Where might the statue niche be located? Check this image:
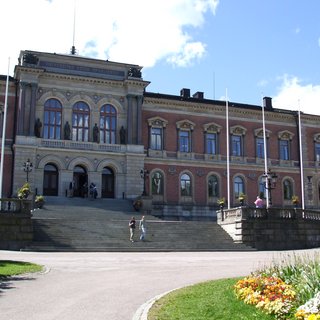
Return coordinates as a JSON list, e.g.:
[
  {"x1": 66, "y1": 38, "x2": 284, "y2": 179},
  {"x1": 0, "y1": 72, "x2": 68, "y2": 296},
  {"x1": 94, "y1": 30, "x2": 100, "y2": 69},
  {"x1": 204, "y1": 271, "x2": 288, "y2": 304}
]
[
  {"x1": 120, "y1": 126, "x2": 126, "y2": 144},
  {"x1": 34, "y1": 118, "x2": 42, "y2": 138},
  {"x1": 93, "y1": 123, "x2": 99, "y2": 143},
  {"x1": 64, "y1": 121, "x2": 71, "y2": 140}
]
